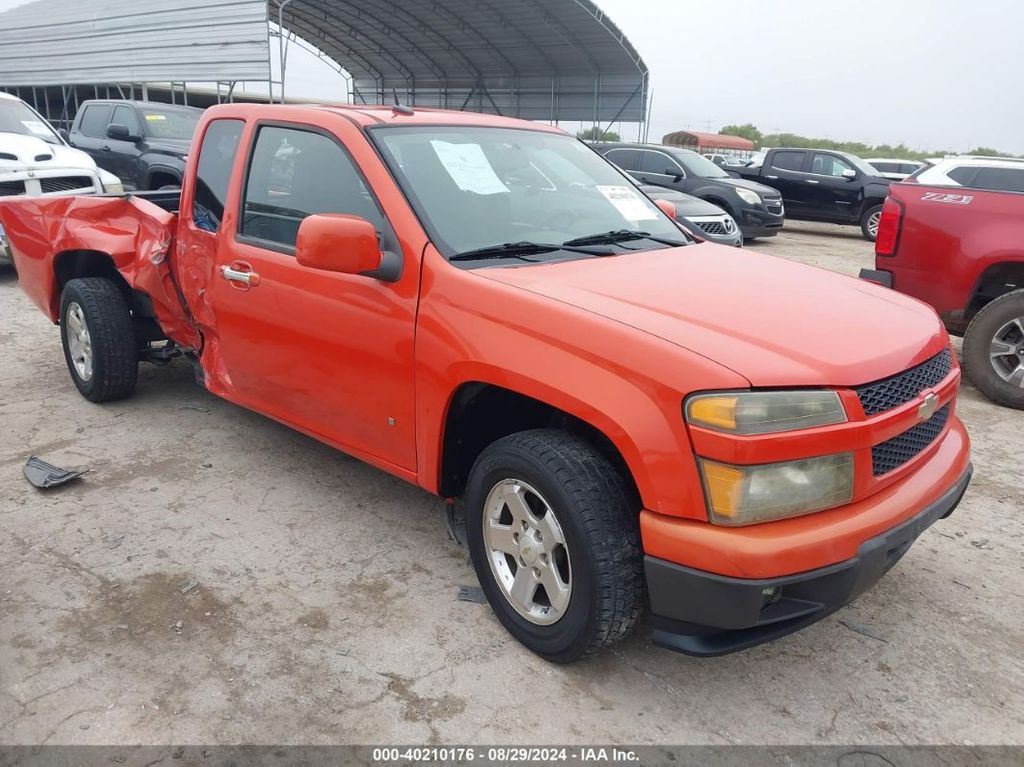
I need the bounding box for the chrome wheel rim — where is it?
[65,302,93,382]
[482,479,571,626]
[989,316,1024,388]
[867,211,881,238]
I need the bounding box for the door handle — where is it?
[101,145,112,151]
[805,179,820,184]
[221,264,261,287]
[765,175,779,179]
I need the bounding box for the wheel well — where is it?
[703,196,733,215]
[862,198,886,217]
[147,170,181,190]
[968,262,1024,318]
[439,383,639,503]
[53,250,162,337]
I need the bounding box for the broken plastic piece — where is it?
[23,456,86,489]
[457,585,486,604]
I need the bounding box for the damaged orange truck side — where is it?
[0,103,971,662]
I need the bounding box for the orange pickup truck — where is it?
[0,104,972,661]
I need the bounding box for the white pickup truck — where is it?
[0,91,123,264]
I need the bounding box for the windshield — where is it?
[372,126,685,261]
[140,107,201,140]
[674,150,731,179]
[0,98,61,144]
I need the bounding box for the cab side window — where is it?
[812,153,854,177]
[111,105,141,138]
[192,119,244,233]
[239,125,385,250]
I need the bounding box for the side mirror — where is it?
[654,199,677,220]
[58,128,70,143]
[842,169,858,181]
[296,214,401,281]
[106,124,137,141]
[666,168,684,181]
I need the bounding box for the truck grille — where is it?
[856,349,953,416]
[872,405,950,475]
[40,176,94,193]
[0,180,25,196]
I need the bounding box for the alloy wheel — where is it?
[65,302,93,382]
[482,478,572,626]
[989,316,1024,387]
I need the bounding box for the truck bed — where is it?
[0,192,197,348]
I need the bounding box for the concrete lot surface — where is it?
[1,222,1021,745]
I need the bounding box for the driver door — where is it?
[204,123,419,471]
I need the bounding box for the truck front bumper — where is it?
[646,464,972,656]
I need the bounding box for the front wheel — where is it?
[465,429,643,663]
[861,204,883,242]
[60,278,138,402]
[962,289,1024,409]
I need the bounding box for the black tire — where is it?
[962,289,1024,409]
[59,278,138,403]
[861,204,883,242]
[465,429,643,663]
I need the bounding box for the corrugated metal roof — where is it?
[0,0,647,122]
[284,0,648,121]
[0,0,271,84]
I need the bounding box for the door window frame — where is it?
[234,119,397,258]
[809,152,856,179]
[639,149,685,177]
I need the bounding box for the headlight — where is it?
[97,168,124,195]
[699,453,855,525]
[686,390,846,435]
[735,187,762,205]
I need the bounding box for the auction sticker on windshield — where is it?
[20,120,52,137]
[597,185,657,221]
[430,140,510,196]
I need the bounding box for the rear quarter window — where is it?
[192,119,244,232]
[771,151,805,172]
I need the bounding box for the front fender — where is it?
[414,248,749,519]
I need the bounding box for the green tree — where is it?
[719,123,763,147]
[577,126,621,142]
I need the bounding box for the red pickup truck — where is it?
[0,103,972,662]
[862,184,1024,409]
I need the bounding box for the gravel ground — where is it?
[0,221,1021,746]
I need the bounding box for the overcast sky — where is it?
[2,0,1021,153]
[265,0,1024,154]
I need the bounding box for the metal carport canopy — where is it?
[279,0,649,123]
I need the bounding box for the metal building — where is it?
[0,0,648,133]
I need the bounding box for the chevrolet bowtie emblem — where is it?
[918,392,939,421]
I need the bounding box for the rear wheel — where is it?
[963,289,1024,409]
[465,429,643,663]
[60,278,138,403]
[861,204,883,241]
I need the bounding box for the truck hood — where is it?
[0,133,98,172]
[144,137,190,157]
[477,244,948,387]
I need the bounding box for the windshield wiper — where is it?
[450,241,607,262]
[562,230,688,248]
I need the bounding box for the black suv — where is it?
[69,100,202,191]
[594,142,785,239]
